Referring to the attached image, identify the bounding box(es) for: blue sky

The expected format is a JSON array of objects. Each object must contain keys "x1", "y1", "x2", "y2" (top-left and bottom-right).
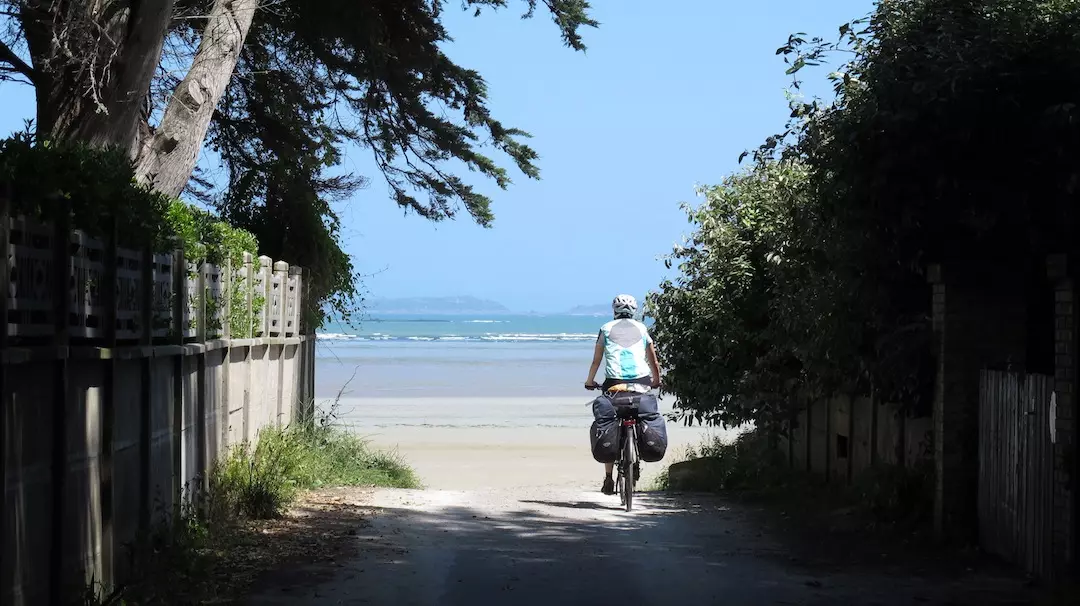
[{"x1": 0, "y1": 0, "x2": 874, "y2": 313}]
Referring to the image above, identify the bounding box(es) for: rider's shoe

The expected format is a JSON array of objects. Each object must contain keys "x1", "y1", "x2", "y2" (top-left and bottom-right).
[
  {"x1": 601, "y1": 476, "x2": 615, "y2": 495},
  {"x1": 633, "y1": 462, "x2": 640, "y2": 485}
]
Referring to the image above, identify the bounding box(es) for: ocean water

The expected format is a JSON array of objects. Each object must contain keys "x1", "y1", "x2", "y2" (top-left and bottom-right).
[
  {"x1": 314, "y1": 314, "x2": 723, "y2": 447},
  {"x1": 316, "y1": 314, "x2": 611, "y2": 399}
]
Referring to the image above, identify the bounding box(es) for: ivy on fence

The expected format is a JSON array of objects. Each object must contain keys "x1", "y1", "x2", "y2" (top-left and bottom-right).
[{"x1": 1, "y1": 134, "x2": 303, "y2": 342}]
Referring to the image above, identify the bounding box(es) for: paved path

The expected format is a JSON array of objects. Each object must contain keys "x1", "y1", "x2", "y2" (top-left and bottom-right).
[{"x1": 245, "y1": 487, "x2": 1036, "y2": 606}]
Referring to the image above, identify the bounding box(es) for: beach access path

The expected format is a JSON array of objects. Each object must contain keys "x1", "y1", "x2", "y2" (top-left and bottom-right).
[{"x1": 243, "y1": 482, "x2": 1039, "y2": 604}]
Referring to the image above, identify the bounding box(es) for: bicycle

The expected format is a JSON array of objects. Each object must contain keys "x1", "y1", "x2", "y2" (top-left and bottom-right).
[{"x1": 587, "y1": 384, "x2": 649, "y2": 512}]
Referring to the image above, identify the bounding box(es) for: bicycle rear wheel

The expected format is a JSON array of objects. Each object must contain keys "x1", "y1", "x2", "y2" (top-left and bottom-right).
[{"x1": 622, "y1": 426, "x2": 634, "y2": 512}]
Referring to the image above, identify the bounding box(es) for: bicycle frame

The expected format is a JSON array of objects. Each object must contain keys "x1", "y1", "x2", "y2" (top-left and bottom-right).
[
  {"x1": 586, "y1": 383, "x2": 652, "y2": 512},
  {"x1": 616, "y1": 417, "x2": 638, "y2": 511}
]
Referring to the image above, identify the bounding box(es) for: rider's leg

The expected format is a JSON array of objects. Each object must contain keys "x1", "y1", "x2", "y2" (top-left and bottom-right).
[{"x1": 601, "y1": 462, "x2": 615, "y2": 494}]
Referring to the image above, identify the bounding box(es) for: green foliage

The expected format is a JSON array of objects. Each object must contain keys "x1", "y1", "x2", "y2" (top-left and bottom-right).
[
  {"x1": 767, "y1": 0, "x2": 1080, "y2": 401},
  {"x1": 648, "y1": 160, "x2": 816, "y2": 427},
  {"x1": 0, "y1": 134, "x2": 259, "y2": 262},
  {"x1": 651, "y1": 0, "x2": 1080, "y2": 426},
  {"x1": 212, "y1": 407, "x2": 419, "y2": 519},
  {"x1": 0, "y1": 132, "x2": 171, "y2": 248},
  {"x1": 190, "y1": 0, "x2": 597, "y2": 328},
  {"x1": 660, "y1": 431, "x2": 934, "y2": 531},
  {"x1": 285, "y1": 410, "x2": 420, "y2": 490},
  {"x1": 677, "y1": 430, "x2": 798, "y2": 493},
  {"x1": 213, "y1": 429, "x2": 304, "y2": 519},
  {"x1": 227, "y1": 286, "x2": 266, "y2": 338},
  {"x1": 164, "y1": 199, "x2": 257, "y2": 266},
  {"x1": 0, "y1": 134, "x2": 270, "y2": 337},
  {"x1": 165, "y1": 200, "x2": 263, "y2": 337},
  {"x1": 850, "y1": 460, "x2": 935, "y2": 532},
  {"x1": 5, "y1": 2, "x2": 599, "y2": 329},
  {"x1": 75, "y1": 577, "x2": 127, "y2": 606},
  {"x1": 74, "y1": 403, "x2": 419, "y2": 603}
]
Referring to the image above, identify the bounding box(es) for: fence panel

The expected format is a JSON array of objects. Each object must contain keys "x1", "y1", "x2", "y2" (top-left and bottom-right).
[
  {"x1": 2, "y1": 211, "x2": 312, "y2": 605},
  {"x1": 978, "y1": 369, "x2": 1055, "y2": 578}
]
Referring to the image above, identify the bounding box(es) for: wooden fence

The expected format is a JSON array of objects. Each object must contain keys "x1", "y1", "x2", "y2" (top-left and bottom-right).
[
  {"x1": 978, "y1": 370, "x2": 1056, "y2": 578},
  {"x1": 1, "y1": 205, "x2": 317, "y2": 605}
]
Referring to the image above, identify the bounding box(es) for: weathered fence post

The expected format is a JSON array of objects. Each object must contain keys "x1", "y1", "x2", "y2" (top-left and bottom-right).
[
  {"x1": 0, "y1": 188, "x2": 9, "y2": 594},
  {"x1": 849, "y1": 393, "x2": 858, "y2": 482},
  {"x1": 258, "y1": 256, "x2": 272, "y2": 337},
  {"x1": 137, "y1": 240, "x2": 159, "y2": 537},
  {"x1": 288, "y1": 266, "x2": 305, "y2": 421},
  {"x1": 302, "y1": 268, "x2": 315, "y2": 424},
  {"x1": 194, "y1": 264, "x2": 208, "y2": 501},
  {"x1": 870, "y1": 382, "x2": 879, "y2": 467},
  {"x1": 99, "y1": 218, "x2": 119, "y2": 589},
  {"x1": 48, "y1": 208, "x2": 71, "y2": 604},
  {"x1": 273, "y1": 261, "x2": 288, "y2": 426},
  {"x1": 220, "y1": 259, "x2": 231, "y2": 456},
  {"x1": 243, "y1": 253, "x2": 254, "y2": 339},
  {"x1": 825, "y1": 397, "x2": 833, "y2": 482},
  {"x1": 170, "y1": 247, "x2": 186, "y2": 512}
]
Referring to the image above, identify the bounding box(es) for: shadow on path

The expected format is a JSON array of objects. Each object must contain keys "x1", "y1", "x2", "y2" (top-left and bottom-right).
[{"x1": 245, "y1": 488, "x2": 1039, "y2": 606}]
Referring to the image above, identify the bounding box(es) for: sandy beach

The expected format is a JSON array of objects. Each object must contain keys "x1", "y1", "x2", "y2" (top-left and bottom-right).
[
  {"x1": 328, "y1": 396, "x2": 744, "y2": 490},
  {"x1": 314, "y1": 331, "x2": 746, "y2": 491}
]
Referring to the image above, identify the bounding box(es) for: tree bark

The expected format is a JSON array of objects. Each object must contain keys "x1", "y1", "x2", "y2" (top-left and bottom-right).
[
  {"x1": 134, "y1": 0, "x2": 259, "y2": 198},
  {"x1": 22, "y1": 0, "x2": 174, "y2": 153}
]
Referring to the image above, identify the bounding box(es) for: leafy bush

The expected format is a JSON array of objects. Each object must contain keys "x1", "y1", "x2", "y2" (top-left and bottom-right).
[
  {"x1": 850, "y1": 460, "x2": 935, "y2": 531},
  {"x1": 660, "y1": 429, "x2": 935, "y2": 533},
  {"x1": 210, "y1": 407, "x2": 419, "y2": 520},
  {"x1": 212, "y1": 429, "x2": 305, "y2": 519},
  {"x1": 684, "y1": 430, "x2": 801, "y2": 493},
  {"x1": 0, "y1": 133, "x2": 273, "y2": 336},
  {"x1": 650, "y1": 0, "x2": 1080, "y2": 428},
  {"x1": 74, "y1": 403, "x2": 420, "y2": 604},
  {"x1": 164, "y1": 200, "x2": 258, "y2": 267},
  {"x1": 648, "y1": 160, "x2": 815, "y2": 428},
  {"x1": 0, "y1": 132, "x2": 171, "y2": 248}
]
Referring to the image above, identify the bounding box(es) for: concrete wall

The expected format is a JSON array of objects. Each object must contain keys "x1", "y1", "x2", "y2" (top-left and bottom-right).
[
  {"x1": 778, "y1": 394, "x2": 933, "y2": 483},
  {"x1": 1, "y1": 335, "x2": 316, "y2": 605}
]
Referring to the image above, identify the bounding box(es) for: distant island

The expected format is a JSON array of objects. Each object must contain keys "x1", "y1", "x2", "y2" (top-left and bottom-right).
[
  {"x1": 362, "y1": 297, "x2": 628, "y2": 316},
  {"x1": 564, "y1": 304, "x2": 610, "y2": 316},
  {"x1": 366, "y1": 296, "x2": 511, "y2": 315}
]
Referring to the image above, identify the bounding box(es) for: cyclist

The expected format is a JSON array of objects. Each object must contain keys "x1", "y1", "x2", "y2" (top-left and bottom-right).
[{"x1": 584, "y1": 294, "x2": 662, "y2": 494}]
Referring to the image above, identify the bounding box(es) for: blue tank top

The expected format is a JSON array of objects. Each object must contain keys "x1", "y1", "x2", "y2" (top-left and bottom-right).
[{"x1": 598, "y1": 318, "x2": 652, "y2": 381}]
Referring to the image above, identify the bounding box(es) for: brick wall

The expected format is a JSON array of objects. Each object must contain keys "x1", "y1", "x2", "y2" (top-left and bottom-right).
[
  {"x1": 928, "y1": 262, "x2": 1029, "y2": 543},
  {"x1": 1048, "y1": 254, "x2": 1076, "y2": 576}
]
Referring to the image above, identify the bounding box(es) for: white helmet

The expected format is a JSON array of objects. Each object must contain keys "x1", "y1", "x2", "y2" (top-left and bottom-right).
[{"x1": 612, "y1": 294, "x2": 638, "y2": 318}]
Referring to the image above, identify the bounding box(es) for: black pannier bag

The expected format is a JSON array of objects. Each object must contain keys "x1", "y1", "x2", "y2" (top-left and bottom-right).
[
  {"x1": 590, "y1": 418, "x2": 620, "y2": 463},
  {"x1": 592, "y1": 394, "x2": 616, "y2": 421},
  {"x1": 636, "y1": 414, "x2": 668, "y2": 462},
  {"x1": 609, "y1": 391, "x2": 659, "y2": 416}
]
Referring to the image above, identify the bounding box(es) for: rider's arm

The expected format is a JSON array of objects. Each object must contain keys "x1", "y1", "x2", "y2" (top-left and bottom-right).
[
  {"x1": 586, "y1": 335, "x2": 604, "y2": 386},
  {"x1": 646, "y1": 341, "x2": 663, "y2": 386}
]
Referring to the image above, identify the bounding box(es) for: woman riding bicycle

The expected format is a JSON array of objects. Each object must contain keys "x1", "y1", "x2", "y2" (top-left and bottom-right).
[{"x1": 584, "y1": 294, "x2": 663, "y2": 495}]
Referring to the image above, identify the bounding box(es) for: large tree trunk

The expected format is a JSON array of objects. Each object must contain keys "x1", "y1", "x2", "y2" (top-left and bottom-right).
[
  {"x1": 22, "y1": 0, "x2": 174, "y2": 153},
  {"x1": 133, "y1": 0, "x2": 259, "y2": 198}
]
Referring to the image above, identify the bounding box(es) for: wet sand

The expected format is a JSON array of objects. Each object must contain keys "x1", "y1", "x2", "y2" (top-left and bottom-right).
[{"x1": 328, "y1": 396, "x2": 743, "y2": 489}]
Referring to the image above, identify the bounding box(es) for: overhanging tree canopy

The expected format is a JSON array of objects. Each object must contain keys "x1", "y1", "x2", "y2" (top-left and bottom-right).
[
  {"x1": 0, "y1": 0, "x2": 597, "y2": 324},
  {"x1": 650, "y1": 0, "x2": 1080, "y2": 427}
]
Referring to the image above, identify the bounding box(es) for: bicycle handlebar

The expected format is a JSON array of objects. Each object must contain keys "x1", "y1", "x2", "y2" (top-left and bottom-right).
[{"x1": 585, "y1": 383, "x2": 659, "y2": 393}]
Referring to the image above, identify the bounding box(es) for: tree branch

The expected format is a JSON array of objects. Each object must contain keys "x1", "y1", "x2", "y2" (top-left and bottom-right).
[{"x1": 0, "y1": 40, "x2": 37, "y2": 85}]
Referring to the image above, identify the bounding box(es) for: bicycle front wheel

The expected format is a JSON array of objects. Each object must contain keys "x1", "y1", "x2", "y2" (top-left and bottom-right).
[{"x1": 622, "y1": 426, "x2": 634, "y2": 512}]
